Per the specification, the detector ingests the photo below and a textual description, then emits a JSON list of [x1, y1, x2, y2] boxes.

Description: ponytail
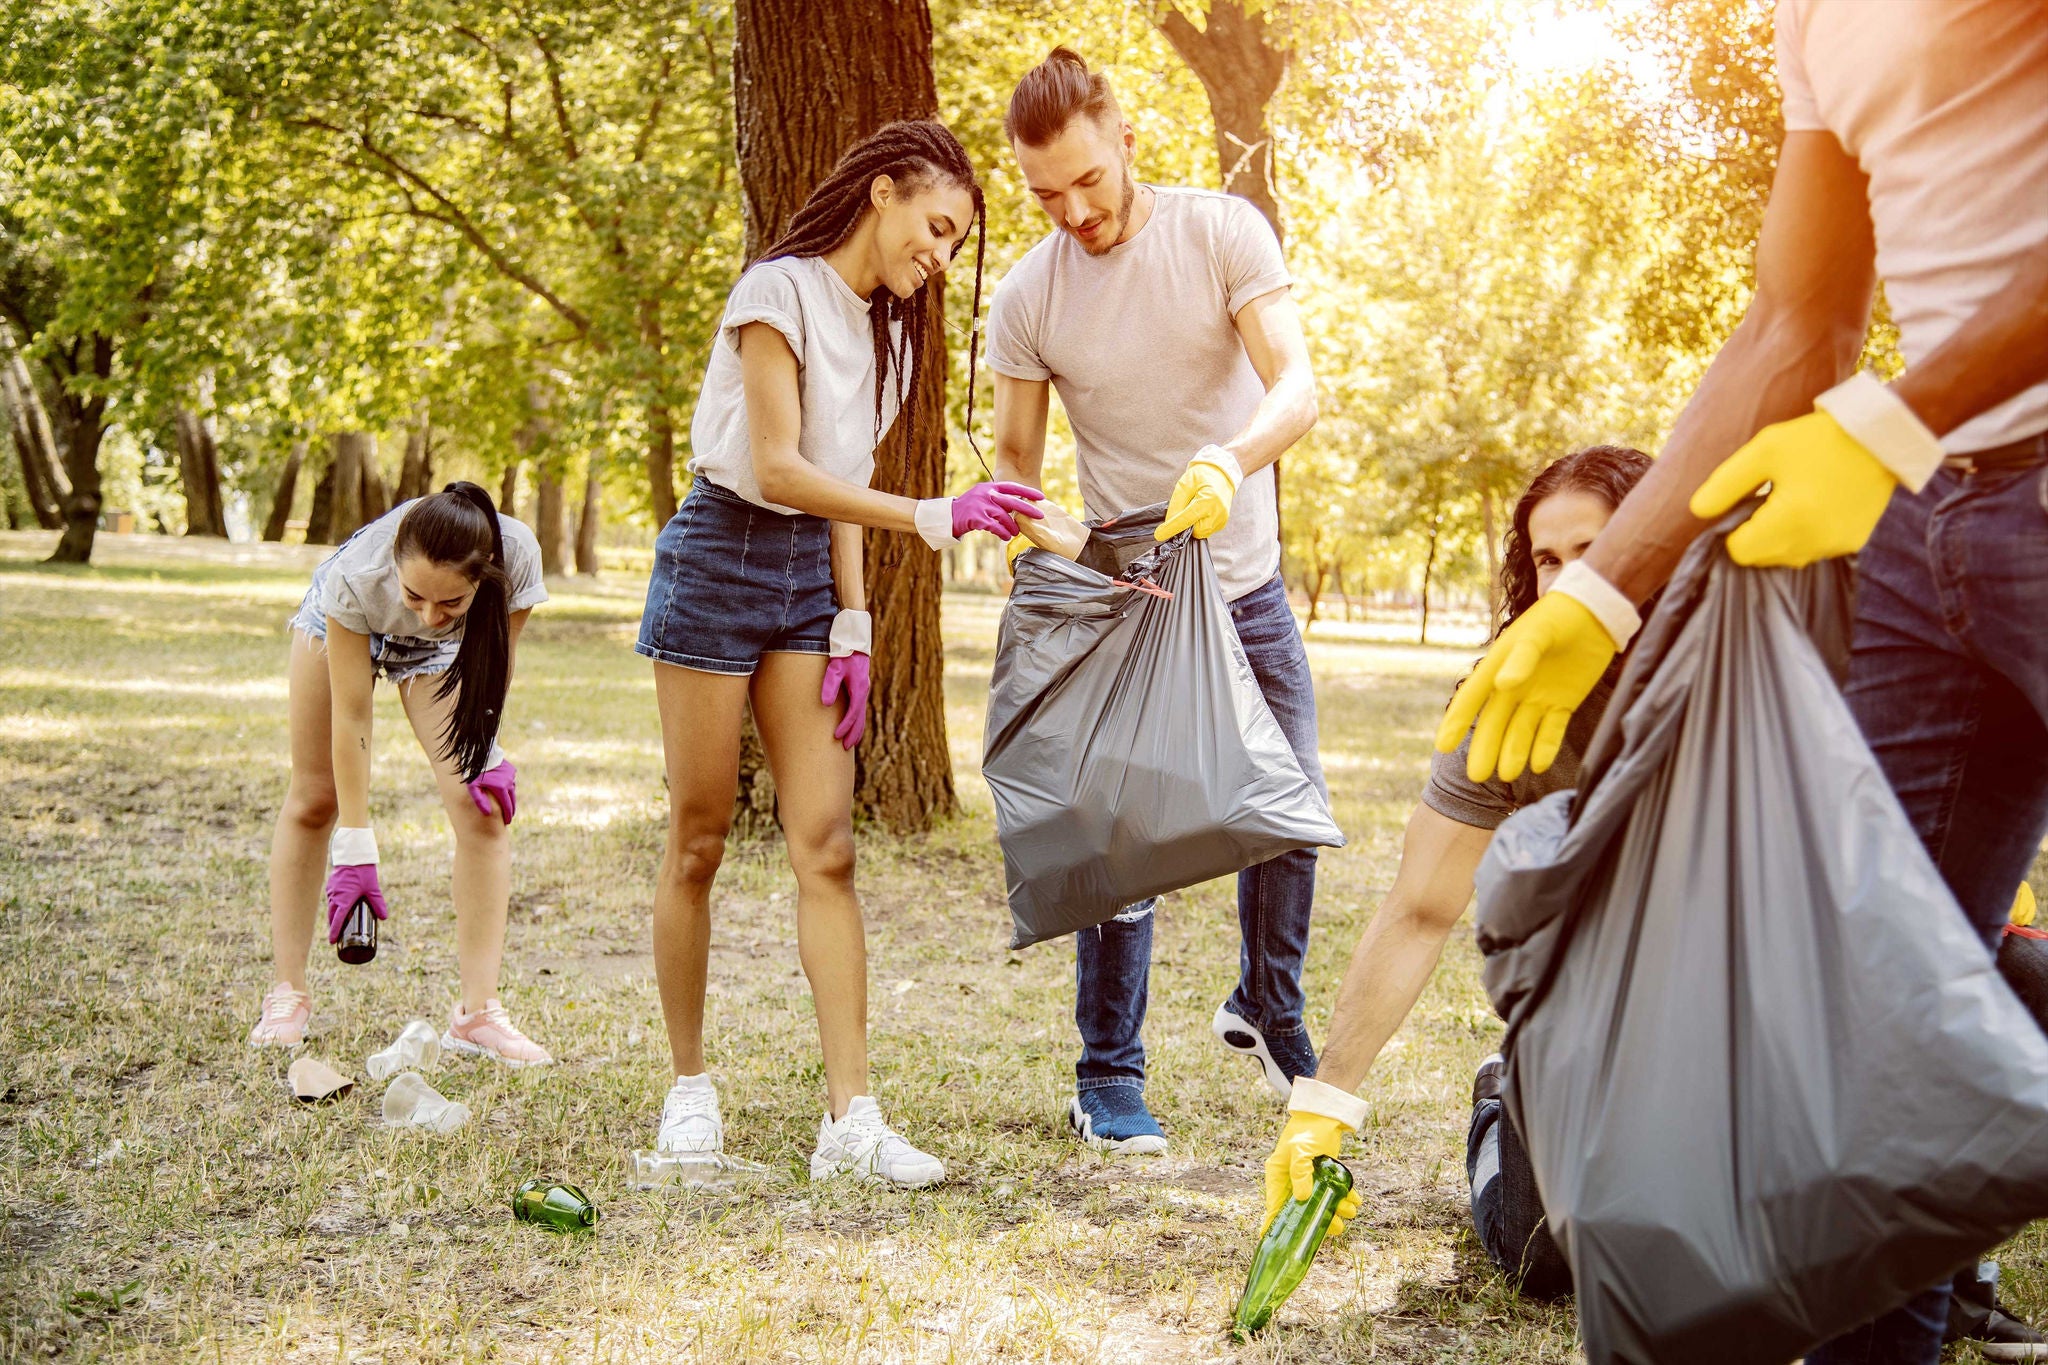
[[394, 481, 512, 781]]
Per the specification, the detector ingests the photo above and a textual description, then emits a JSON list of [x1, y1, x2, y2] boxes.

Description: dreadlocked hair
[[393, 481, 512, 783], [754, 119, 988, 471]]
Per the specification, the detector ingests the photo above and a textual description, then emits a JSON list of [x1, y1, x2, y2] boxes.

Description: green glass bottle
[[1232, 1155, 1355, 1337], [511, 1178, 599, 1233]]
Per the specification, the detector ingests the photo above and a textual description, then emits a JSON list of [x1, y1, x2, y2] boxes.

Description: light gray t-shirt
[[319, 501, 548, 641], [1424, 674, 1617, 830], [688, 255, 906, 514], [986, 186, 1291, 601]]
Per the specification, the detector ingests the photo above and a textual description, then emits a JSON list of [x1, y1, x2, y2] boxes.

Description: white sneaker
[[809, 1096, 945, 1188], [657, 1073, 723, 1155]]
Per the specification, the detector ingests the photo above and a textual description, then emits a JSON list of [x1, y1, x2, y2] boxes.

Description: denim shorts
[[635, 478, 835, 675], [289, 556, 461, 685]]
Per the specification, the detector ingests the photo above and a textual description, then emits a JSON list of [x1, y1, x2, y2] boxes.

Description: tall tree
[[733, 0, 958, 832], [262, 439, 306, 541], [1155, 2, 1289, 242], [173, 409, 229, 537]]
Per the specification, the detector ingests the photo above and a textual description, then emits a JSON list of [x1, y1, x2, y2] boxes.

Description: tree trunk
[[359, 442, 391, 524], [397, 407, 433, 502], [1, 353, 65, 529], [306, 453, 338, 545], [1156, 1, 1291, 551], [173, 409, 229, 537], [46, 335, 113, 564], [498, 463, 520, 521], [1334, 563, 1353, 622], [329, 431, 368, 541], [536, 469, 566, 575], [575, 466, 602, 575], [734, 0, 957, 832], [264, 440, 306, 542], [645, 401, 678, 526], [1419, 517, 1440, 646], [1303, 561, 1325, 630]]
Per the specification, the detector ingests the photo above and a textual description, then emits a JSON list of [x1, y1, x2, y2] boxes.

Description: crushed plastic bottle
[[1018, 498, 1090, 561], [629, 1149, 770, 1191], [380, 1071, 469, 1132], [1232, 1156, 1355, 1338], [366, 1020, 441, 1080], [512, 1178, 598, 1232]]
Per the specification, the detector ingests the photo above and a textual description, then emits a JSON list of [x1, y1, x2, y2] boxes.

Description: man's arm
[[1893, 239, 2048, 439], [992, 372, 1051, 488], [1224, 287, 1318, 478], [1585, 131, 1876, 603]]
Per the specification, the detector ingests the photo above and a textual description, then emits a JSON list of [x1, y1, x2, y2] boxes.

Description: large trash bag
[[1472, 507, 2048, 1365], [985, 503, 1344, 950]]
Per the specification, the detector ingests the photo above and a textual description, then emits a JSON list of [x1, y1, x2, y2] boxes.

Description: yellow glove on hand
[[2014, 882, 2038, 929], [1005, 532, 1032, 573], [1688, 411, 1898, 567], [1264, 1079, 1367, 1237], [1157, 445, 1241, 541], [1437, 571, 1628, 783], [1690, 374, 1944, 568]]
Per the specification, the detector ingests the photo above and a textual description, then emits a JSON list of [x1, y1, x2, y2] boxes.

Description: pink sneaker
[[248, 983, 311, 1048], [442, 999, 553, 1067]]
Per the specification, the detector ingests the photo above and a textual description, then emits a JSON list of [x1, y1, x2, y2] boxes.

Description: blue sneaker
[[1212, 1004, 1316, 1098], [1068, 1088, 1168, 1155]]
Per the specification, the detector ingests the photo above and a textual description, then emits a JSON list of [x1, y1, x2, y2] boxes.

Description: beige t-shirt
[[1776, 0, 2048, 453], [688, 255, 906, 514], [987, 186, 1290, 600]]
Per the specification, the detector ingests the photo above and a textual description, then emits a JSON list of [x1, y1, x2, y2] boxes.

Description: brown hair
[[1004, 46, 1122, 148], [1495, 445, 1653, 638], [754, 119, 985, 464], [393, 481, 512, 781]]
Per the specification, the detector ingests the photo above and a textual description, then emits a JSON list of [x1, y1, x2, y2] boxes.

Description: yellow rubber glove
[[2014, 882, 2038, 929], [1005, 532, 1031, 573], [1264, 1079, 1367, 1237], [1156, 445, 1241, 541], [1436, 586, 1621, 783], [1688, 411, 1899, 567]]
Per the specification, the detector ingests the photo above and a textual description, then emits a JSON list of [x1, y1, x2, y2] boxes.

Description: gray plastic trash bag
[[1473, 509, 2048, 1365], [985, 504, 1344, 950]]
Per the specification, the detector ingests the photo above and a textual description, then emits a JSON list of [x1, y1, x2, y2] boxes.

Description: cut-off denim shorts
[[635, 478, 836, 676], [289, 552, 461, 686]]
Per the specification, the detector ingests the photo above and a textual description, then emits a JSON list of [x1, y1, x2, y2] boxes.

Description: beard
[[1072, 157, 1138, 257]]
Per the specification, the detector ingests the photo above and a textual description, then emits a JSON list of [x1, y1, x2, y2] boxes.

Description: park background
[[5, 0, 2043, 1360]]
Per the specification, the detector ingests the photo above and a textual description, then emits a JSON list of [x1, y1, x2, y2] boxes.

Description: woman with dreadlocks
[[635, 119, 1027, 1186]]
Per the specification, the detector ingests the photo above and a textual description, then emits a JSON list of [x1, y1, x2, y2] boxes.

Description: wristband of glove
[[1814, 372, 1944, 493], [829, 608, 873, 658], [329, 826, 379, 867], [1550, 560, 1642, 652], [1288, 1076, 1370, 1131], [913, 498, 958, 550], [1192, 443, 1244, 490]]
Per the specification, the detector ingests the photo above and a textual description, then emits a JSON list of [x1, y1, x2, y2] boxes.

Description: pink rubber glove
[[952, 482, 1046, 540], [325, 864, 389, 944], [467, 759, 517, 825], [821, 653, 871, 750]]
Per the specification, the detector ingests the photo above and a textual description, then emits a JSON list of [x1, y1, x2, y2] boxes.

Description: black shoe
[[1472, 1053, 1505, 1106], [1975, 1311, 2048, 1362]]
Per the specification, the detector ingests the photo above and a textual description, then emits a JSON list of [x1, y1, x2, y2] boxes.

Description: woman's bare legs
[[265, 633, 338, 991], [751, 651, 866, 1119], [650, 663, 752, 1078]]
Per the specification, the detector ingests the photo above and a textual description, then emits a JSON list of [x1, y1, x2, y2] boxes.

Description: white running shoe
[[809, 1096, 945, 1188], [657, 1073, 723, 1155]]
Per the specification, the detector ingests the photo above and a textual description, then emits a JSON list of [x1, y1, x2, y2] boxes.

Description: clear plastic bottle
[[366, 1020, 441, 1080], [629, 1149, 769, 1191], [380, 1071, 469, 1132], [1232, 1156, 1355, 1337], [1019, 498, 1090, 560]]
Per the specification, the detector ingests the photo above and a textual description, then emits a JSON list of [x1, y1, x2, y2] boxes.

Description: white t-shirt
[[986, 186, 1291, 601], [1776, 0, 2048, 453], [320, 501, 548, 640], [687, 255, 907, 514]]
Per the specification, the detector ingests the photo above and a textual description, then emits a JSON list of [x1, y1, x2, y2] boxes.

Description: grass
[[0, 529, 2034, 1363]]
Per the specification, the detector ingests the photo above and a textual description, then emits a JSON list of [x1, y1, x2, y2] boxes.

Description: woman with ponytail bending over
[[636, 120, 1031, 1187], [248, 481, 553, 1066]]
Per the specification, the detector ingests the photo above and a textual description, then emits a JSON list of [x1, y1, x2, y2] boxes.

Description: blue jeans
[[1074, 573, 1325, 1091], [1810, 461, 2048, 1365]]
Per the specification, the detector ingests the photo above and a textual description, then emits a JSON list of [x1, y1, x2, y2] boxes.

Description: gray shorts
[[290, 556, 460, 685]]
